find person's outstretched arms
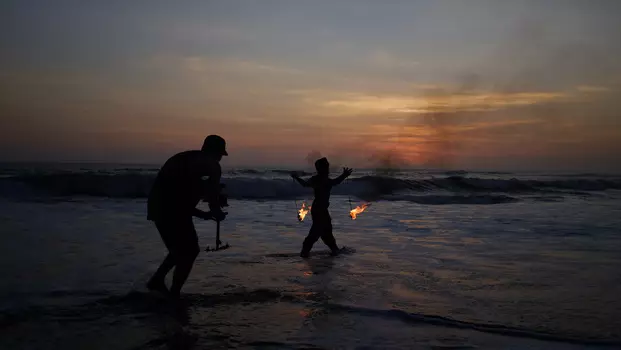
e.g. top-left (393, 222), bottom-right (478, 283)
top-left (331, 167), bottom-right (353, 186)
top-left (291, 172), bottom-right (312, 187)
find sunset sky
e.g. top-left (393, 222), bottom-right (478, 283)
top-left (1, 1), bottom-right (620, 171)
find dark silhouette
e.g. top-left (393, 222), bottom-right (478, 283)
top-left (204, 183), bottom-right (230, 252)
top-left (146, 135), bottom-right (228, 298)
top-left (291, 157), bottom-right (353, 258)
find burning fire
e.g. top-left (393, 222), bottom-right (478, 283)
top-left (350, 203), bottom-right (371, 220)
top-left (298, 202), bottom-right (311, 221)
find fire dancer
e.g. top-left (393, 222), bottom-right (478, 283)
top-left (291, 158), bottom-right (353, 258)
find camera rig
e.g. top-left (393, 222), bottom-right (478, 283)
top-left (205, 183), bottom-right (230, 252)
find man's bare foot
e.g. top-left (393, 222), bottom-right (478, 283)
top-left (147, 278), bottom-right (169, 294)
top-left (168, 289), bottom-right (181, 300)
top-left (330, 248), bottom-right (343, 256)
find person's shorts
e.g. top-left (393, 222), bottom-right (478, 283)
top-left (154, 217), bottom-right (199, 255)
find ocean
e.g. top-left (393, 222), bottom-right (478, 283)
top-left (0, 163), bottom-right (620, 349)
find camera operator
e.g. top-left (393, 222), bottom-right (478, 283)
top-left (145, 135), bottom-right (228, 299)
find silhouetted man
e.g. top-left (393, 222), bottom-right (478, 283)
top-left (292, 157), bottom-right (352, 257)
top-left (146, 135), bottom-right (228, 298)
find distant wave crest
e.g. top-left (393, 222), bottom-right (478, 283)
top-left (0, 172), bottom-right (619, 203)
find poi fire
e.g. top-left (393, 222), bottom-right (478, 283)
top-left (298, 202), bottom-right (311, 221)
top-left (349, 203), bottom-right (370, 220)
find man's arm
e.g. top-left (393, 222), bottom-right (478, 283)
top-left (205, 163), bottom-right (223, 211)
top-left (196, 157), bottom-right (226, 220)
top-left (291, 172), bottom-right (312, 187)
top-left (192, 207), bottom-right (211, 220)
top-left (330, 167), bottom-right (353, 186)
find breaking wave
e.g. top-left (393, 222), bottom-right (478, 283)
top-left (0, 172), bottom-right (619, 202)
top-left (382, 194), bottom-right (520, 205)
top-left (326, 303), bottom-right (621, 346)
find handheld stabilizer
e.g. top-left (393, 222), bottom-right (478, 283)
top-left (205, 184), bottom-right (230, 252)
top-left (204, 219), bottom-right (230, 252)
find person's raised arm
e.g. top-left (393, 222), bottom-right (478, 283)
top-left (331, 167), bottom-right (353, 186)
top-left (291, 172), bottom-right (312, 187)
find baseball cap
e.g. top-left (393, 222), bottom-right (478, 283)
top-left (202, 135), bottom-right (228, 156)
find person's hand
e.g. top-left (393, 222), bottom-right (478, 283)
top-left (199, 210), bottom-right (227, 221)
top-left (210, 210), bottom-right (227, 222)
top-left (197, 210), bottom-right (212, 220)
top-left (342, 167), bottom-right (353, 178)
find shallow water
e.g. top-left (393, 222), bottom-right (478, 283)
top-left (1, 193), bottom-right (620, 349)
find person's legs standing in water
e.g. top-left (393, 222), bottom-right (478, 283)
top-left (301, 208), bottom-right (339, 257)
top-left (147, 220), bottom-right (176, 293)
top-left (301, 212), bottom-right (321, 258)
top-left (318, 212), bottom-right (340, 255)
top-left (147, 218), bottom-right (200, 298)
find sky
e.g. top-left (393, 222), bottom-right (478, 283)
top-left (1, 0), bottom-right (620, 171)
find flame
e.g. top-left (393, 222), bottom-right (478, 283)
top-left (350, 202), bottom-right (371, 220)
top-left (298, 202), bottom-right (311, 221)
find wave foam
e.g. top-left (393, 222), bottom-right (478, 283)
top-left (1, 173), bottom-right (619, 202)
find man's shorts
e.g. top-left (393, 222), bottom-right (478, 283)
top-left (154, 217), bottom-right (199, 255)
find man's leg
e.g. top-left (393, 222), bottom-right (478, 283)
top-left (301, 223), bottom-right (322, 258)
top-left (169, 244), bottom-right (200, 298)
top-left (147, 221), bottom-right (176, 293)
top-left (147, 253), bottom-right (175, 293)
top-left (169, 219), bottom-right (200, 298)
top-left (320, 215), bottom-right (340, 254)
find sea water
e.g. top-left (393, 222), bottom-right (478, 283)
top-left (0, 164), bottom-right (620, 349)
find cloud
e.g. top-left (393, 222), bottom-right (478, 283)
top-left (149, 55), bottom-right (307, 77)
top-left (168, 23), bottom-right (253, 43)
top-left (292, 89), bottom-right (569, 116)
top-left (366, 17), bottom-right (621, 170)
top-left (367, 50), bottom-right (420, 70)
top-left (575, 85), bottom-right (612, 93)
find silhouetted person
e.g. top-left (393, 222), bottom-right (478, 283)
top-left (291, 158), bottom-right (353, 258)
top-left (146, 135), bottom-right (228, 298)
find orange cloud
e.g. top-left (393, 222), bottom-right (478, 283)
top-left (303, 91), bottom-right (567, 115)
